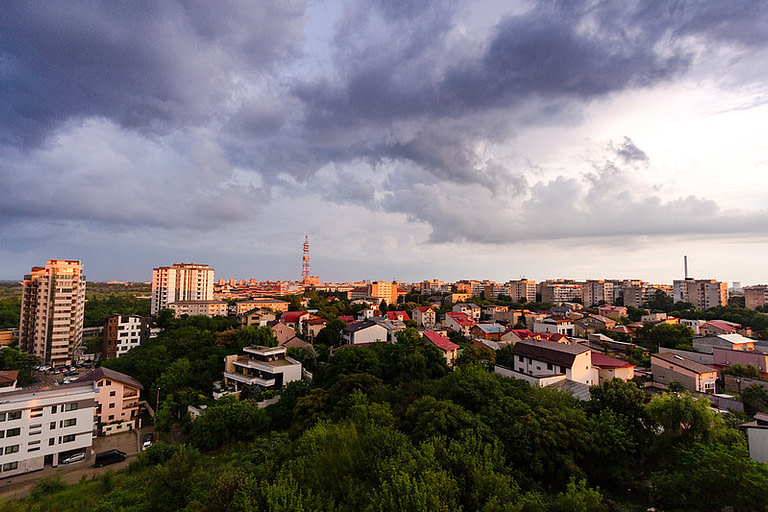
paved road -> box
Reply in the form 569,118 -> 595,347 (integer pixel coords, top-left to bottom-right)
0,428 -> 151,501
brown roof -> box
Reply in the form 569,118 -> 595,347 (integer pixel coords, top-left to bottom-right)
511,339 -> 590,369
0,371 -> 18,385
75,367 -> 144,390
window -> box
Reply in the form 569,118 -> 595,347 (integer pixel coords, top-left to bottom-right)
547,363 -> 553,370
98,381 -> 104,387
62,418 -> 76,427
518,355 -> 523,362
109,403 -> 115,409
105,380 -> 111,386
7,411 -> 21,420
5,445 -> 19,454
64,403 -> 77,412
30,424 -> 41,429
30,407 -> 43,418
30,430 -> 41,436
49,439 -> 55,446
6,428 -> 20,437
62,434 -> 76,443
28,447 -> 39,452
28,440 -> 40,446
109,391 -> 116,397
0,413 -> 5,422
108,415 -> 114,421
51,406 -> 57,414
0,431 -> 3,439
3,462 -> 18,471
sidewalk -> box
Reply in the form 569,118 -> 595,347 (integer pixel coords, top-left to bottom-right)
0,427 -> 153,502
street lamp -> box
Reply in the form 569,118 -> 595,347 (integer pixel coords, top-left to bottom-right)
156,387 -> 161,415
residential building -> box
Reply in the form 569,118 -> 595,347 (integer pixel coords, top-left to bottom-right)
223,345 -> 303,391
582,280 -> 614,306
505,279 -> 536,303
232,298 -> 291,315
412,307 -> 437,329
267,321 -> 297,346
303,317 -> 328,341
19,259 -> 86,366
533,316 -> 574,336
239,309 -> 277,328
540,282 -> 583,304
168,300 -> 228,318
693,333 -> 755,354
742,412 -> 768,464
673,279 -> 728,309
591,353 -> 635,384
386,311 -> 410,322
651,352 -> 717,393
0,381 -> 96,478
0,372 -> 18,394
281,311 -> 311,332
452,303 -> 481,321
745,285 -> 768,310
422,331 -> 459,367
444,312 -> 476,337
509,339 -> 597,386
574,315 -> 616,337
700,320 -> 751,338
75,367 -> 142,436
102,314 -> 151,360
341,320 -> 388,345
0,330 -> 17,346
680,318 -> 706,335
470,323 -> 506,341
151,263 -> 215,315
712,347 -> 768,374
597,304 -> 627,318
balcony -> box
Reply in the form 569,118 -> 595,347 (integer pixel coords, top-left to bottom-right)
224,371 -> 276,388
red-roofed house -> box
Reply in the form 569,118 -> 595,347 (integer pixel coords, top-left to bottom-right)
387,311 -> 411,322
303,316 -> 328,341
700,320 -> 752,338
338,315 -> 355,325
591,353 -> 635,384
597,305 -> 628,318
282,311 -> 310,332
445,312 -> 476,336
412,307 -> 436,329
423,331 -> 459,367
0,371 -> 18,393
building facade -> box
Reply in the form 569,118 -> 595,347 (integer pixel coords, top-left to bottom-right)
167,300 -> 228,318
581,280 -> 614,306
75,367 -> 143,436
0,381 -> 96,478
151,263 -> 215,314
673,279 -> 728,309
103,314 -> 151,360
19,260 -> 86,366
223,346 -> 302,391
745,285 -> 768,310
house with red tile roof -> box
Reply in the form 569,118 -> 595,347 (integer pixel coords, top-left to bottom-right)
303,316 -> 328,341
445,312 -> 476,336
700,320 -> 752,337
423,331 -> 460,367
387,311 -> 411,322
591,352 -> 635,384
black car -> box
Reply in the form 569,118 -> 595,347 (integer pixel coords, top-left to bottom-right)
93,449 -> 127,467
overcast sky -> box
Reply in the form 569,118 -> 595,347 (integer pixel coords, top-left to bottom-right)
2,0 -> 767,285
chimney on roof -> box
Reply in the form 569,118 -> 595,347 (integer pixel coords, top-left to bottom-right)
684,255 -> 688,280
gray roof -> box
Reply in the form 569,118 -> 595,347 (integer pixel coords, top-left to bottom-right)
651,352 -> 716,375
75,367 -> 144,390
511,339 -> 589,368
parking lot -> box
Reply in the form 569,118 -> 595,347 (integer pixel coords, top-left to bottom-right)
31,362 -> 95,387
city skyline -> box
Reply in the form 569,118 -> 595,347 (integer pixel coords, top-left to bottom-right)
2,2 -> 768,284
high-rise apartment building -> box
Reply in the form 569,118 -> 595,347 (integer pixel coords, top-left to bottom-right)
505,279 -> 537,303
19,260 -> 86,366
673,279 -> 728,309
745,285 -> 768,310
582,280 -> 614,306
151,263 -> 215,314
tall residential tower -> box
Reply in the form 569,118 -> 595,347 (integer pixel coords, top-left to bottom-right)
151,263 -> 215,314
19,260 -> 86,366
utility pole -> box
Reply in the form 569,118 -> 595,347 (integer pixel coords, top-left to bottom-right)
156,387 -> 161,417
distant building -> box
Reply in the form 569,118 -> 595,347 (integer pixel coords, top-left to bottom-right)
233,298 -> 291,315
693,333 -> 755,354
168,300 -> 228,318
103,314 -> 151,359
745,285 -> 768,310
540,282 -> 583,304
412,307 -> 436,329
505,279 -> 536,303
673,279 -> 728,309
20,260 -> 86,366
342,320 -> 388,345
422,331 -> 459,367
151,263 -> 215,315
582,280 -> 614,306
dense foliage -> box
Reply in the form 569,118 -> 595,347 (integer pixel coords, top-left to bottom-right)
3,318 -> 767,511
83,294 -> 151,327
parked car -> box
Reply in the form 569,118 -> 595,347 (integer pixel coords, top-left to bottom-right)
142,433 -> 154,451
61,451 -> 86,464
93,449 -> 127,468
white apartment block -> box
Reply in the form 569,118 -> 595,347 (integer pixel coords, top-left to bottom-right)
168,300 -> 228,318
505,279 -> 536,303
0,381 -> 96,478
540,283 -> 583,304
673,279 -> 728,309
151,263 -> 215,314
19,260 -> 86,366
103,314 -> 150,360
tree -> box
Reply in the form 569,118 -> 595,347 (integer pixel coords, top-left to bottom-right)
0,346 -> 38,386
637,323 -> 694,349
314,318 -> 345,347
741,384 -> 768,415
643,289 -> 674,312
236,326 -> 277,348
456,345 -> 496,367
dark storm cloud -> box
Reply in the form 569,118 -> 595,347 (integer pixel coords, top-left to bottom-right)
0,0 -> 305,146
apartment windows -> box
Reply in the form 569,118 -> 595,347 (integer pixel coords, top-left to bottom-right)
62,418 -> 76,427
7,411 -> 21,420
4,445 -> 19,454
30,407 -> 43,418
3,462 -> 18,471
62,434 -> 75,443
109,403 -> 115,409
109,391 -> 116,397
49,439 -> 55,446
6,428 -> 20,438
51,405 -> 57,414
63,403 -> 77,412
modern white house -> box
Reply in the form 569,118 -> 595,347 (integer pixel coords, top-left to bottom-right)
0,380 -> 96,478
341,320 -> 388,345
508,339 -> 597,386
223,345 -> 302,391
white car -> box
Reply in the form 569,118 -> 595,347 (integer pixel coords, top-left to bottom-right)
61,451 -> 86,464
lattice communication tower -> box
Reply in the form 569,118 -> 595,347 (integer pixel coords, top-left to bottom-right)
302,234 -> 310,283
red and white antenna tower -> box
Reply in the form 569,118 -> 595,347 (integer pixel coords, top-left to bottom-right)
302,234 -> 310,283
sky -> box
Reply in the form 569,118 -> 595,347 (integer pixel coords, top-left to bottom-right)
2,0 -> 768,285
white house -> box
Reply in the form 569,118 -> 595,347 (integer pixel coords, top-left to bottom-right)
341,320 -> 389,345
